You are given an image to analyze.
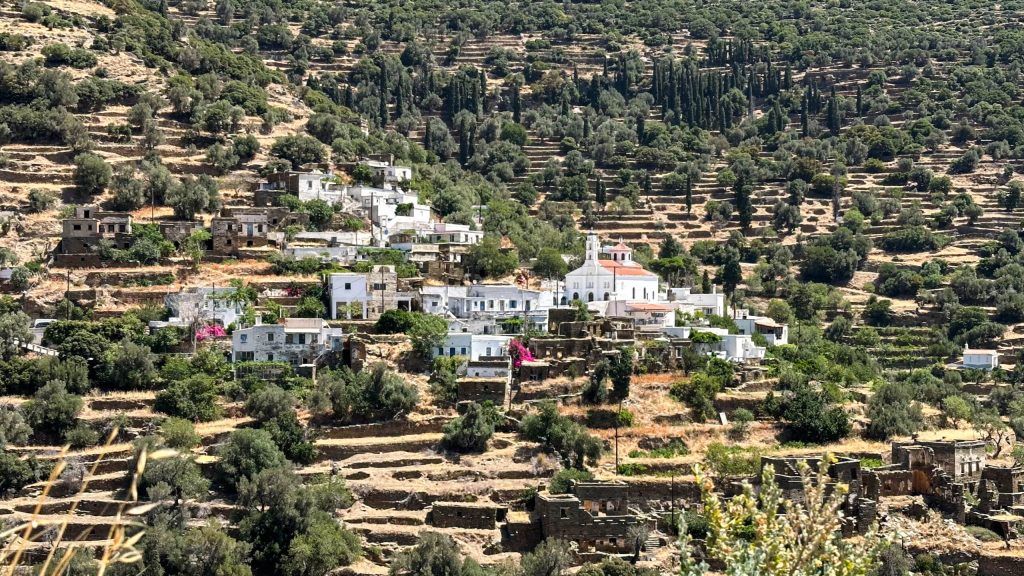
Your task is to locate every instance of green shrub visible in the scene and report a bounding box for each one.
[549,468,594,493]
[703,442,764,477]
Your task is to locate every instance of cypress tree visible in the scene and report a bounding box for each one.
[595,178,606,206]
[511,81,521,123]
[826,88,840,136]
[478,68,487,114]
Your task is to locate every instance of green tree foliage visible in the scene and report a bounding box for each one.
[72,153,111,196]
[154,375,221,422]
[866,381,924,439]
[159,417,200,450]
[312,364,418,423]
[216,428,288,487]
[533,247,568,280]
[548,468,594,494]
[609,347,633,400]
[238,468,359,576]
[21,381,82,442]
[464,236,519,278]
[763,382,850,444]
[520,401,602,469]
[99,340,157,390]
[389,532,481,576]
[680,459,885,576]
[133,435,211,503]
[442,401,502,452]
[246,385,316,464]
[167,175,220,220]
[271,135,326,169]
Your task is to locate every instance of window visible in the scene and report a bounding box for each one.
[560,508,569,519]
[449,347,455,356]
[240,334,248,343]
[298,334,306,345]
[344,282,351,290]
[509,300,517,309]
[266,333,274,342]
[72,224,81,231]
[286,334,294,344]
[266,353,273,362]
[119,224,126,233]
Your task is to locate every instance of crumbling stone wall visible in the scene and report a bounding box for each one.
[430,502,503,529]
[458,378,508,405]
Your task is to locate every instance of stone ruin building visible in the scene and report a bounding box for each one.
[862,439,987,523]
[759,455,877,536]
[520,308,636,381]
[425,480,659,559]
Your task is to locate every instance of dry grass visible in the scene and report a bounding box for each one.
[0,427,183,574]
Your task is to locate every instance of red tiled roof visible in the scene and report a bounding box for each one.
[599,260,656,277]
[626,303,673,312]
[608,242,631,251]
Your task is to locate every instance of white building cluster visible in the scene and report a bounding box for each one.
[157,227,789,369]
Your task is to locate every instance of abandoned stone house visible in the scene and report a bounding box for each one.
[56,206,132,266]
[759,456,875,536]
[158,221,204,248]
[429,501,506,530]
[972,465,1024,537]
[530,481,653,554]
[521,311,637,380]
[862,439,989,523]
[458,357,512,406]
[211,207,309,256]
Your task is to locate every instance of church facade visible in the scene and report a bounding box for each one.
[563,233,660,303]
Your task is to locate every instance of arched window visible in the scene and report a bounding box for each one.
[572,292,579,301]
[604,292,610,300]
[560,296,568,305]
[588,293,594,302]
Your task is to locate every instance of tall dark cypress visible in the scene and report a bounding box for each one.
[478,68,487,115]
[511,81,521,123]
[595,178,606,206]
[378,68,388,127]
[826,86,840,135]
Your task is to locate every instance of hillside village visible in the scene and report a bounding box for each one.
[4,0,1024,575]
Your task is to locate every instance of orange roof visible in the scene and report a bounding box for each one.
[626,303,673,312]
[599,260,656,277]
[607,243,631,251]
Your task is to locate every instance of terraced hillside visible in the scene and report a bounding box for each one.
[5,0,1024,573]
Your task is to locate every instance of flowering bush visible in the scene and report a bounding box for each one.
[509,339,534,367]
[196,324,227,341]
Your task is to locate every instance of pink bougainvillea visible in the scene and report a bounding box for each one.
[195,324,227,341]
[509,339,534,367]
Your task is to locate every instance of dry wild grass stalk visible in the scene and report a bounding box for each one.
[0,427,179,575]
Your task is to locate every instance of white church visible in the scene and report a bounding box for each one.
[563,232,660,303]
